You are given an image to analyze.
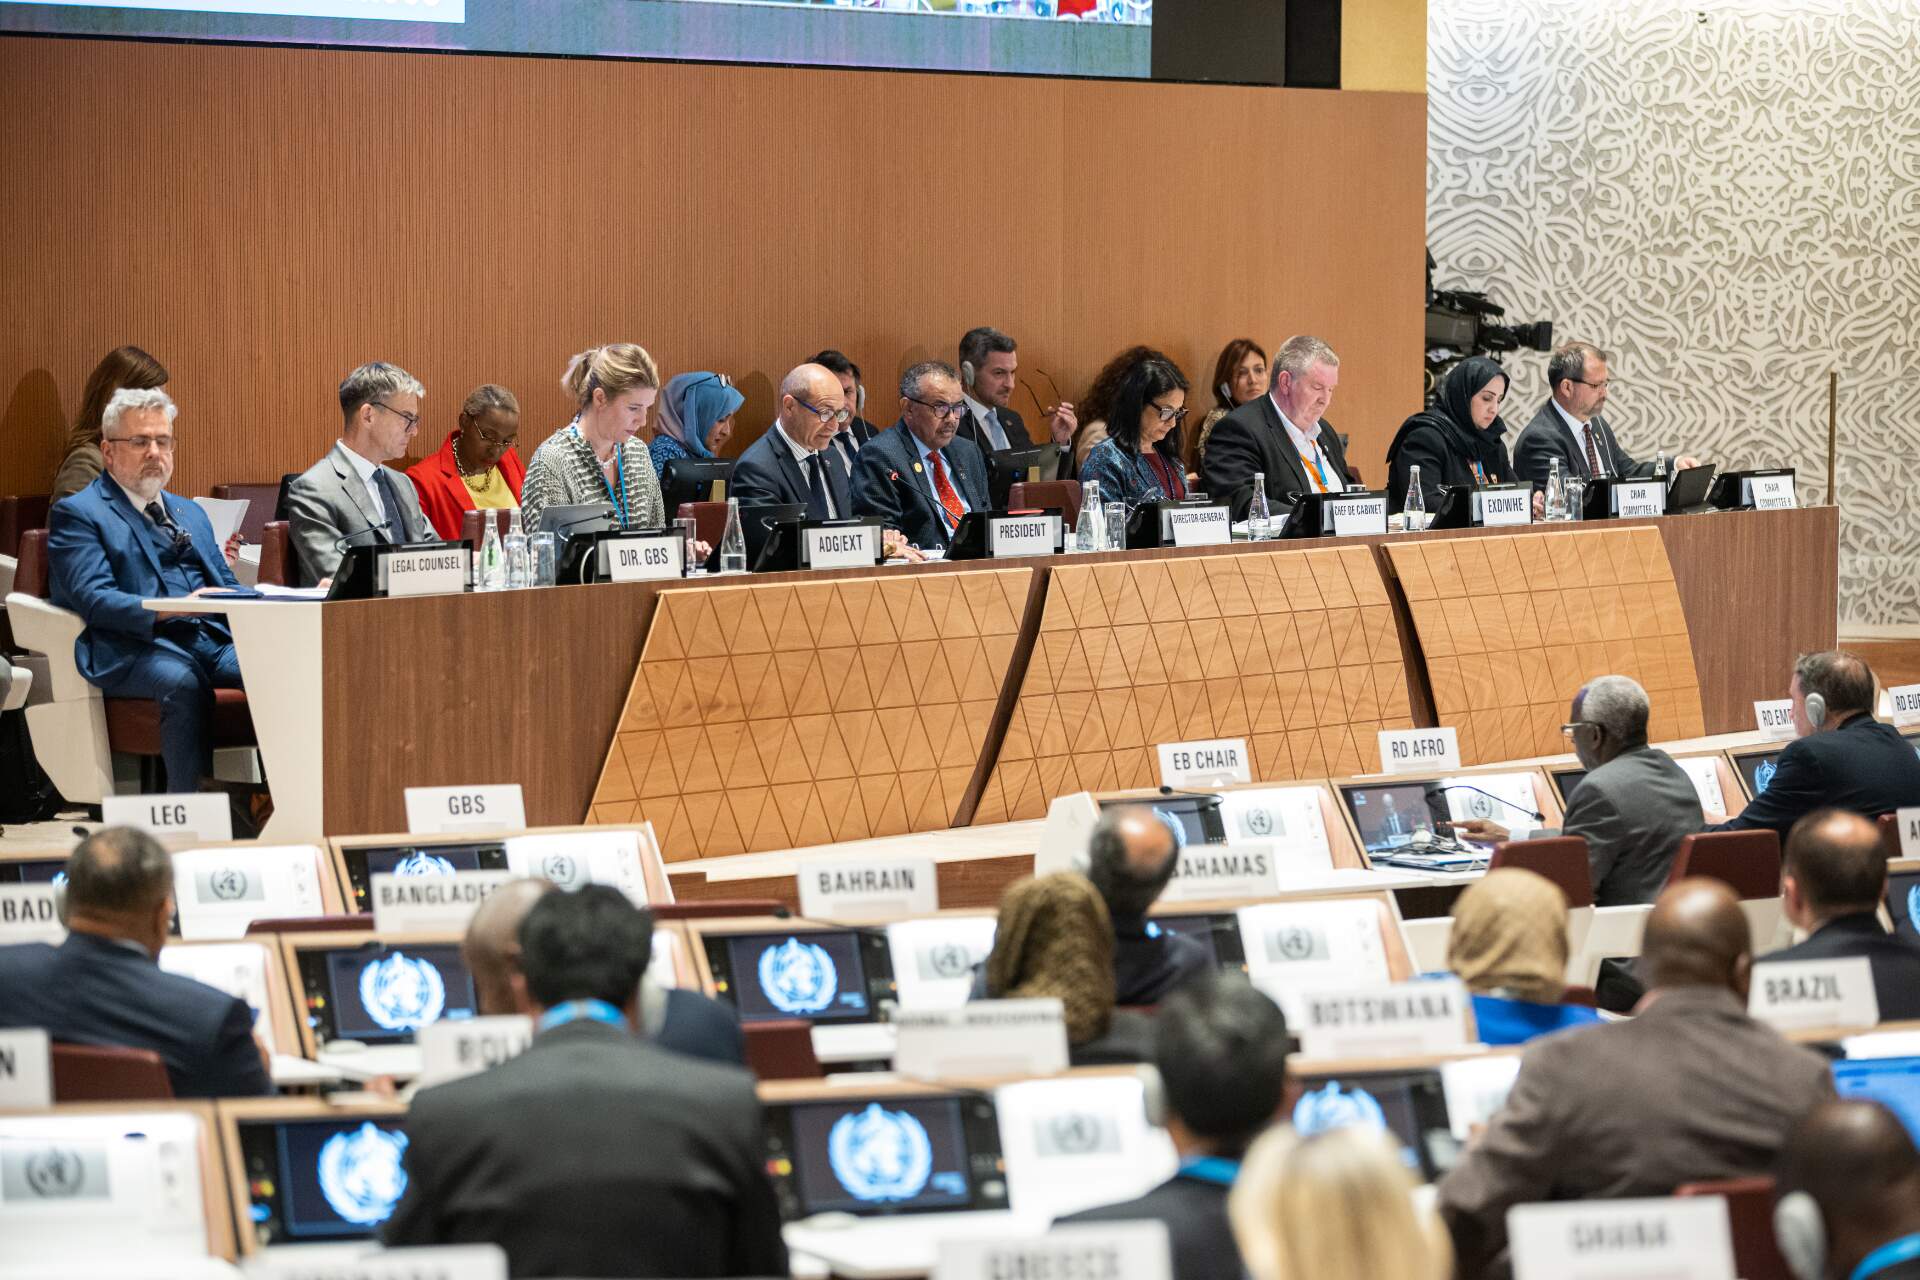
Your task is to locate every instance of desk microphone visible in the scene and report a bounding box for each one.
[1429,784,1544,823]
[330,521,391,551]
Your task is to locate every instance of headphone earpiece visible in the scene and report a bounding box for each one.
[961,360,976,388]
[1805,691,1827,730]
[1138,1063,1167,1128]
[1218,382,1233,403]
[1772,1190,1826,1280]
[857,383,866,414]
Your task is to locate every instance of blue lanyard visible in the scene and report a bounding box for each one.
[576,427,629,527]
[1177,1156,1240,1187]
[537,998,626,1033]
[1854,1234,1920,1280]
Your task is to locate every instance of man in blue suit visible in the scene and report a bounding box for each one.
[48,388,243,793]
[852,360,991,552]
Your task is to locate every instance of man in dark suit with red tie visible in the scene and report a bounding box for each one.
[851,361,991,553]
[955,326,1076,480]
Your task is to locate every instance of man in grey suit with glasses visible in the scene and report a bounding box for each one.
[285,362,434,586]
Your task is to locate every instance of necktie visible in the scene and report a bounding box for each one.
[804,452,831,520]
[1582,422,1604,478]
[929,450,965,531]
[144,501,189,558]
[979,409,1010,453]
[371,468,409,543]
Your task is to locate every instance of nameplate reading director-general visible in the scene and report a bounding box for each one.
[893,998,1070,1080]
[802,522,883,570]
[1294,977,1473,1059]
[797,855,939,922]
[416,1014,535,1088]
[1611,479,1666,519]
[935,1222,1172,1280]
[1508,1197,1736,1280]
[370,869,517,933]
[599,532,684,582]
[0,884,63,945]
[379,546,470,598]
[0,1028,52,1110]
[102,791,233,844]
[987,513,1062,558]
[1749,956,1879,1031]
[1379,727,1462,774]
[1166,503,1231,547]
[1323,493,1388,537]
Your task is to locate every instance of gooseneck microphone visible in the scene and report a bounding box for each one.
[1429,783,1545,822]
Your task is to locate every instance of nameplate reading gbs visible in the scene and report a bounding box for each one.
[416,1014,535,1088]
[599,533,683,582]
[1166,504,1231,547]
[371,870,517,933]
[803,523,880,570]
[1379,727,1461,774]
[1888,683,1920,726]
[1750,956,1880,1031]
[893,998,1069,1080]
[1509,1197,1735,1280]
[987,513,1061,558]
[1156,737,1252,788]
[380,547,470,598]
[102,791,232,843]
[0,884,64,944]
[935,1222,1172,1280]
[404,784,527,835]
[797,855,939,922]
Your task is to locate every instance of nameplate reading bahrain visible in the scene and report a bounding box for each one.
[1325,493,1388,538]
[0,1027,52,1110]
[1160,842,1281,904]
[892,997,1070,1080]
[987,513,1062,558]
[599,532,683,582]
[371,870,517,933]
[1156,736,1252,788]
[241,1243,510,1280]
[416,1014,535,1088]
[935,1222,1172,1280]
[1473,487,1532,527]
[1612,480,1666,519]
[1749,955,1880,1031]
[0,884,63,944]
[403,784,528,835]
[803,522,881,570]
[1508,1197,1736,1280]
[1888,683,1920,727]
[379,546,470,598]
[1167,504,1231,547]
[1898,808,1920,857]
[101,791,232,843]
[1379,727,1462,775]
[1294,977,1472,1058]
[797,855,938,922]
[1754,698,1797,739]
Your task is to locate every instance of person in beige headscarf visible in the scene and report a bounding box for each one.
[1447,867,1605,1045]
[983,872,1153,1064]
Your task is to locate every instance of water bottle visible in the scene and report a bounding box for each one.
[1544,457,1566,523]
[1247,472,1271,541]
[478,511,505,590]
[1654,449,1670,489]
[1403,464,1426,532]
[503,506,530,589]
[719,498,747,574]
[1077,480,1106,552]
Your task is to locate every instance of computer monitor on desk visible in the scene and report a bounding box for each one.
[1146,911,1249,975]
[1731,746,1785,801]
[986,445,1062,508]
[695,922,896,1025]
[330,826,673,914]
[1338,780,1447,855]
[1831,1056,1920,1147]
[1886,868,1920,943]
[764,1089,1009,1221]
[0,849,67,883]
[218,1098,410,1253]
[1548,767,1588,807]
[661,457,733,511]
[1290,1067,1459,1181]
[281,932,479,1075]
[333,838,511,913]
[1099,791,1228,846]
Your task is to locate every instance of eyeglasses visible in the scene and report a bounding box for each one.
[1569,378,1612,391]
[469,425,517,446]
[1148,401,1189,424]
[372,401,421,430]
[1560,721,1602,738]
[790,395,851,426]
[104,434,175,454]
[907,396,967,421]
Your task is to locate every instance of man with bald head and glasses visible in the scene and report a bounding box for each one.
[1512,340,1700,487]
[852,361,993,554]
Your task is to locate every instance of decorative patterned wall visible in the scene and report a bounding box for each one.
[1427,0,1920,626]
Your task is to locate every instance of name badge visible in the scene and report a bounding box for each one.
[1753,699,1797,739]
[1751,956,1880,1030]
[1294,977,1472,1058]
[1746,473,1797,510]
[416,1014,534,1087]
[0,1028,52,1110]
[1888,683,1920,727]
[893,998,1069,1079]
[1166,504,1231,547]
[380,547,470,598]
[0,884,64,944]
[504,830,652,904]
[1509,1197,1736,1280]
[173,845,326,939]
[1156,737,1252,788]
[1379,726,1461,774]
[1612,480,1666,519]
[599,532,683,581]
[798,855,938,922]
[240,1244,511,1280]
[405,784,527,835]
[371,870,517,933]
[1897,808,1920,857]
[102,791,231,844]
[1161,842,1282,903]
[803,523,880,570]
[935,1223,1172,1280]
[1324,493,1388,537]
[987,513,1062,558]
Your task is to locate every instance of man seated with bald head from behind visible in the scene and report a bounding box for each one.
[1437,878,1834,1280]
[1775,1100,1920,1280]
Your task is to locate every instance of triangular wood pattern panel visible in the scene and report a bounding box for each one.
[1381,528,1705,763]
[588,570,1031,860]
[971,545,1415,825]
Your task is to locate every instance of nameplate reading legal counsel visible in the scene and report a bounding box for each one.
[1166,504,1232,546]
[370,870,517,933]
[1324,493,1388,537]
[1888,683,1920,727]
[1611,480,1666,519]
[935,1223,1172,1280]
[1473,487,1532,527]
[1898,808,1920,857]
[803,523,881,570]
[1295,978,1472,1058]
[1379,727,1461,774]
[598,532,683,582]
[1162,842,1282,903]
[241,1244,510,1280]
[380,547,470,598]
[1754,699,1797,739]
[416,1015,535,1088]
[1156,737,1253,788]
[987,513,1062,558]
[1508,1197,1736,1280]
[0,1028,52,1110]
[102,791,232,843]
[797,855,939,922]
[1746,473,1797,509]
[1750,956,1879,1031]
[0,884,63,944]
[404,784,527,834]
[892,998,1069,1079]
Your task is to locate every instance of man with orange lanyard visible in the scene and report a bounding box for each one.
[1197,335,1356,520]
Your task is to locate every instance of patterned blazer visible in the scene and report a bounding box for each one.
[521,423,665,533]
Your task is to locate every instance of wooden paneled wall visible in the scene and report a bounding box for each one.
[0,37,1426,499]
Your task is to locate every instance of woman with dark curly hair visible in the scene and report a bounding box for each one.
[1069,344,1173,473]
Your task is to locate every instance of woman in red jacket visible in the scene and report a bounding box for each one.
[408,384,527,540]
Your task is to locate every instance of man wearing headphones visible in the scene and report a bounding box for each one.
[1711,651,1920,834]
[955,326,1076,479]
[808,349,881,476]
[1774,1100,1920,1280]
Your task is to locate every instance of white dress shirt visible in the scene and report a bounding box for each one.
[1550,399,1607,474]
[963,393,1011,452]
[1271,394,1338,492]
[773,420,836,518]
[337,439,389,524]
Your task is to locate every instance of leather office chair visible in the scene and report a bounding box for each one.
[676,501,728,549]
[209,483,281,543]
[460,507,513,548]
[742,1019,824,1081]
[1667,829,1782,897]
[1676,1176,1791,1280]
[258,521,290,587]
[1489,836,1595,908]
[1007,480,1083,528]
[652,900,788,921]
[0,494,50,559]
[51,1043,175,1102]
[245,913,374,935]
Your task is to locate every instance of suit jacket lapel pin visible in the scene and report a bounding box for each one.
[912,462,923,474]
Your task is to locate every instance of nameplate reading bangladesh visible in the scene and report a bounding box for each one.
[1889,683,1920,727]
[1325,493,1388,537]
[797,855,939,922]
[404,784,527,834]
[1156,736,1252,788]
[935,1222,1172,1280]
[371,870,517,933]
[803,523,880,570]
[1753,699,1796,739]
[1295,978,1472,1058]
[102,791,232,843]
[1750,956,1879,1031]
[987,513,1061,558]
[1746,473,1797,510]
[893,998,1069,1080]
[1509,1197,1735,1280]
[1379,727,1461,774]
[416,1014,535,1087]
[1473,487,1532,527]
[0,884,63,944]
[1162,841,1281,903]
[1166,504,1231,547]
[1612,480,1665,519]
[381,546,469,598]
[0,1028,52,1110]
[599,532,683,582]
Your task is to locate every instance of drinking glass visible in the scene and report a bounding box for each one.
[529,532,557,587]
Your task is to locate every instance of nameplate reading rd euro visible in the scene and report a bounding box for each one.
[0,1028,52,1110]
[241,1244,511,1280]
[935,1222,1172,1280]
[1749,956,1879,1031]
[1294,977,1472,1058]
[0,884,63,944]
[893,998,1069,1080]
[1166,504,1231,547]
[803,523,881,570]
[380,546,469,598]
[1162,841,1281,903]
[1324,494,1388,537]
[1898,808,1920,857]
[1888,683,1920,727]
[404,784,527,835]
[1508,1197,1736,1280]
[1473,487,1532,527]
[1156,736,1252,788]
[1379,727,1461,774]
[371,870,517,933]
[102,791,232,844]
[599,532,683,582]
[797,855,939,922]
[1753,699,1797,739]
[416,1014,535,1088]
[1612,480,1666,519]
[987,513,1061,558]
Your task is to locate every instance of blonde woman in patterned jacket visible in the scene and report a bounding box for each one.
[521,343,667,533]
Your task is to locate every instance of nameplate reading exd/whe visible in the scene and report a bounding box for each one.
[1746,473,1797,510]
[1473,487,1532,527]
[404,784,527,834]
[0,884,63,944]
[370,870,517,933]
[380,547,470,598]
[1324,493,1388,537]
[803,523,881,570]
[1379,727,1461,774]
[102,791,232,843]
[1162,841,1281,903]
[987,513,1061,558]
[1889,683,1920,727]
[1294,978,1472,1058]
[416,1014,535,1088]
[240,1243,510,1280]
[1156,736,1252,788]
[0,1027,52,1109]
[1753,699,1797,739]
[1508,1196,1736,1280]
[797,855,939,922]
[1166,504,1232,547]
[1750,956,1880,1030]
[892,998,1069,1080]
[598,532,683,582]
[1612,480,1666,519]
[934,1222,1172,1280]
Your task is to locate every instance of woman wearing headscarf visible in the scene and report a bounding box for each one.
[650,371,744,479]
[983,873,1154,1065]
[1446,867,1604,1045]
[1385,356,1543,518]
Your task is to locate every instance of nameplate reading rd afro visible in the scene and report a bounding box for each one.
[1378,727,1461,774]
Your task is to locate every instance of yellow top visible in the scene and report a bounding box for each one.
[463,467,515,509]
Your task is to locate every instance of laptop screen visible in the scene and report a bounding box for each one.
[1733,749,1784,798]
[238,1115,411,1244]
[340,842,510,912]
[297,942,478,1046]
[1832,1057,1920,1147]
[1339,782,1446,855]
[706,930,889,1024]
[764,1094,1009,1219]
[1291,1069,1456,1181]
[1886,871,1920,943]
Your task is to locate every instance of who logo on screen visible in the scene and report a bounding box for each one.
[394,850,456,876]
[1293,1081,1388,1137]
[359,951,447,1031]
[829,1104,934,1203]
[757,936,839,1015]
[318,1123,409,1225]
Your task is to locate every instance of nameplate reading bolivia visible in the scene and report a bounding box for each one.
[1325,494,1387,538]
[1612,480,1665,520]
[934,1222,1172,1280]
[804,524,879,570]
[1508,1196,1736,1280]
[1379,727,1461,775]
[1889,683,1920,727]
[1295,978,1471,1058]
[1473,488,1531,527]
[371,870,517,933]
[0,884,63,944]
[893,997,1070,1080]
[987,513,1061,558]
[417,1014,534,1088]
[1753,699,1797,739]
[600,532,683,582]
[1161,842,1280,903]
[404,784,527,835]
[1156,737,1252,788]
[1167,504,1231,547]
[381,547,469,598]
[101,791,232,843]
[241,1243,511,1280]
[797,855,939,922]
[0,1028,52,1111]
[1749,956,1879,1031]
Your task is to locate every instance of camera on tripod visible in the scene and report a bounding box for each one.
[1423,252,1555,404]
